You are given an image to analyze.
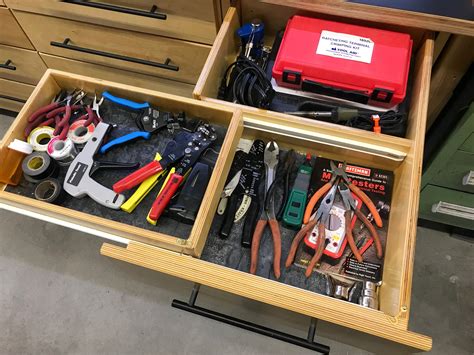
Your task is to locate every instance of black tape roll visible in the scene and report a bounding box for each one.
[34,178,64,204]
[22,152,59,183]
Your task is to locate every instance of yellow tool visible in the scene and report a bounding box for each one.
[120,153,165,213]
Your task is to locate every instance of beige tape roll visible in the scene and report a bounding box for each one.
[27,126,55,152]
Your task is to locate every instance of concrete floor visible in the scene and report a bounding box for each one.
[1,114,473,354]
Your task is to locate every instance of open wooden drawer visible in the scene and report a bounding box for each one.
[101,106,432,350]
[0,70,432,350]
[0,69,242,255]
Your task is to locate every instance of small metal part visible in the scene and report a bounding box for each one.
[359,281,379,309]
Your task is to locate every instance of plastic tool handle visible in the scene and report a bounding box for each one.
[100,131,151,154]
[283,189,308,229]
[148,173,184,222]
[219,194,239,239]
[241,199,260,248]
[102,91,150,110]
[113,160,163,193]
[348,184,383,228]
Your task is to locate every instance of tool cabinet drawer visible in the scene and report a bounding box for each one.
[5,0,219,44]
[419,185,474,230]
[0,69,242,255]
[0,77,35,112]
[0,45,47,85]
[194,6,433,141]
[40,54,194,98]
[0,0,5,7]
[101,105,432,350]
[0,7,34,49]
[429,150,474,194]
[13,11,211,85]
[0,78,35,112]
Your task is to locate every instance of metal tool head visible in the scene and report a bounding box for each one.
[330,160,350,183]
[93,93,105,119]
[338,183,357,211]
[315,183,337,224]
[264,140,279,191]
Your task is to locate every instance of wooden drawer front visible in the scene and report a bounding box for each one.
[5,0,217,44]
[0,0,5,7]
[15,11,211,85]
[430,150,474,194]
[0,45,47,85]
[0,8,34,49]
[40,54,194,98]
[0,69,242,255]
[0,77,35,112]
[420,185,474,229]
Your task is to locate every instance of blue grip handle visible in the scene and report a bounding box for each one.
[102,91,150,110]
[100,131,152,154]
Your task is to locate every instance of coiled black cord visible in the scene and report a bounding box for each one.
[218,56,275,109]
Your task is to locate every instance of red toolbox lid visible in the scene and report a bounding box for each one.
[272,16,413,106]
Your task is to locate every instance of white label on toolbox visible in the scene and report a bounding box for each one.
[316,30,374,64]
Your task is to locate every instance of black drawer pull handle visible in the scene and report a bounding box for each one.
[0,59,16,71]
[63,0,166,20]
[50,38,179,71]
[0,94,26,103]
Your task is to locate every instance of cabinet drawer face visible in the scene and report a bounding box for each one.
[420,185,474,229]
[14,11,211,85]
[0,69,242,255]
[102,108,433,351]
[0,8,34,49]
[0,45,47,85]
[40,54,195,98]
[5,0,217,44]
[0,78,35,112]
[430,150,474,194]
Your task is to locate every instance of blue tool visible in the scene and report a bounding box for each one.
[100,131,152,154]
[102,91,150,110]
[99,91,183,154]
[237,19,265,59]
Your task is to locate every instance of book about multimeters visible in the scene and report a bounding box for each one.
[295,158,394,283]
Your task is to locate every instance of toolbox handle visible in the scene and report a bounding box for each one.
[62,0,167,20]
[50,38,179,72]
[0,59,16,71]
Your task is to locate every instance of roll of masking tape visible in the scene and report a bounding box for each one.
[47,137,77,166]
[27,126,55,152]
[68,120,95,145]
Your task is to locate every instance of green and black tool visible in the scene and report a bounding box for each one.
[283,153,313,229]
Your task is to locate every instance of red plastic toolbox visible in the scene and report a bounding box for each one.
[272,16,413,107]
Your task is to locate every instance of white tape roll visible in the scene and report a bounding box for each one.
[27,126,55,152]
[8,139,34,155]
[47,137,77,166]
[68,120,95,145]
